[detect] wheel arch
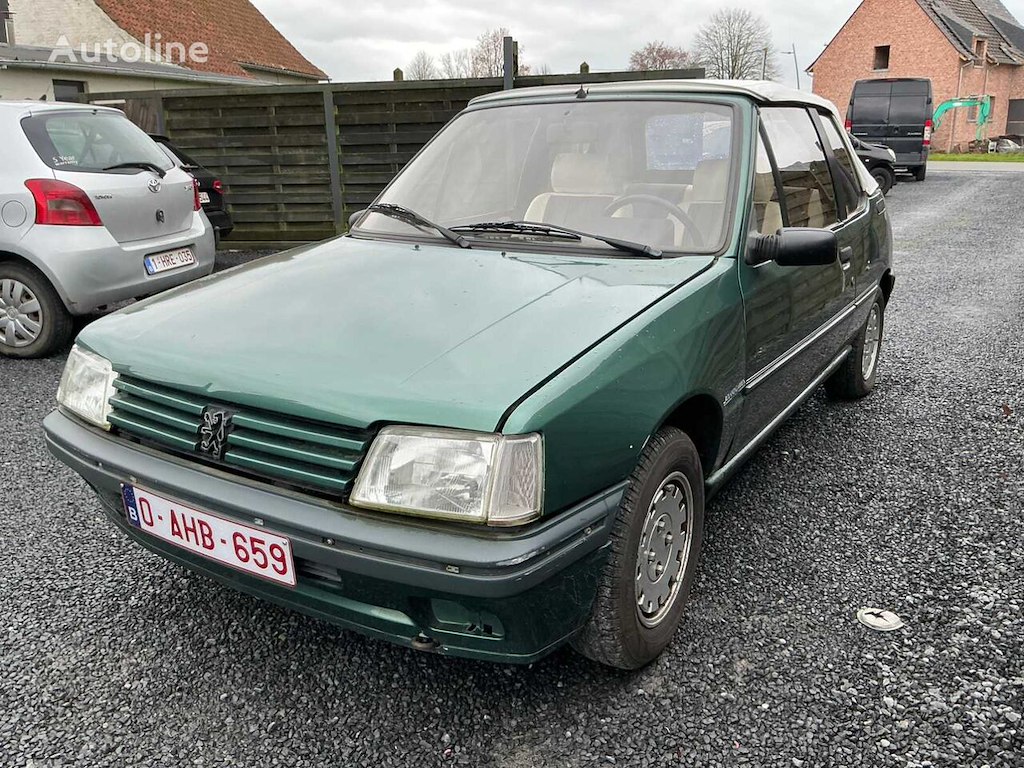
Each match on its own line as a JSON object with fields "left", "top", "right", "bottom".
{"left": 0, "top": 248, "right": 71, "bottom": 310}
{"left": 880, "top": 269, "right": 895, "bottom": 306}
{"left": 657, "top": 393, "right": 724, "bottom": 479}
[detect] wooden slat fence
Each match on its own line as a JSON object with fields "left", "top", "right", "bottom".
{"left": 87, "top": 69, "right": 703, "bottom": 249}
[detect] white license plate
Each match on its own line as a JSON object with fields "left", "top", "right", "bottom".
{"left": 198, "top": 192, "right": 211, "bottom": 204}
{"left": 145, "top": 248, "right": 196, "bottom": 275}
{"left": 121, "top": 485, "right": 296, "bottom": 587}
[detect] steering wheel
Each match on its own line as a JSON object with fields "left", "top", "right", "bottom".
{"left": 603, "top": 194, "right": 706, "bottom": 250}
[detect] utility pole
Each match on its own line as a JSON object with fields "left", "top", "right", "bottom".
{"left": 761, "top": 48, "right": 768, "bottom": 80}
{"left": 780, "top": 45, "right": 801, "bottom": 89}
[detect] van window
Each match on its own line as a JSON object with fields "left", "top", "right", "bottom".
{"left": 760, "top": 108, "right": 838, "bottom": 229}
{"left": 851, "top": 81, "right": 892, "bottom": 124}
{"left": 22, "top": 111, "right": 173, "bottom": 174}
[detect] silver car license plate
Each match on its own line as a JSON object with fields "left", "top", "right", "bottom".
{"left": 145, "top": 247, "right": 196, "bottom": 275}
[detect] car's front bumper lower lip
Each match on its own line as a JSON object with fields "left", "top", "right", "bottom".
{"left": 43, "top": 410, "right": 625, "bottom": 663}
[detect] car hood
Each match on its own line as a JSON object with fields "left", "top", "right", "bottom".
{"left": 79, "top": 237, "right": 715, "bottom": 432}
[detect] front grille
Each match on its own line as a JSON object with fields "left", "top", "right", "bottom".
{"left": 108, "top": 375, "right": 372, "bottom": 498}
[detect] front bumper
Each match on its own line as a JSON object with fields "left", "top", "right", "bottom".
{"left": 44, "top": 411, "right": 624, "bottom": 663}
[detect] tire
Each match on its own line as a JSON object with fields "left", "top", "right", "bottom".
{"left": 871, "top": 165, "right": 895, "bottom": 195}
{"left": 913, "top": 165, "right": 927, "bottom": 182}
{"left": 826, "top": 292, "right": 884, "bottom": 400}
{"left": 0, "top": 262, "right": 74, "bottom": 359}
{"left": 572, "top": 427, "right": 705, "bottom": 670}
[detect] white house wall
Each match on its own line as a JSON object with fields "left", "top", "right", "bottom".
{"left": 0, "top": 68, "right": 205, "bottom": 101}
{"left": 8, "top": 0, "right": 165, "bottom": 61}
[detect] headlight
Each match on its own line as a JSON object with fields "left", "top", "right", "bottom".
{"left": 56, "top": 345, "right": 119, "bottom": 429}
{"left": 887, "top": 148, "right": 896, "bottom": 162}
{"left": 351, "top": 426, "right": 543, "bottom": 526}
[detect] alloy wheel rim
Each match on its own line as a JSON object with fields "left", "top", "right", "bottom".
{"left": 635, "top": 471, "right": 694, "bottom": 628}
{"left": 861, "top": 305, "right": 881, "bottom": 380}
{"left": 0, "top": 279, "right": 43, "bottom": 348}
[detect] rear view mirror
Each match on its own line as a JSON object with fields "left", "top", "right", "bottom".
{"left": 747, "top": 228, "right": 838, "bottom": 267}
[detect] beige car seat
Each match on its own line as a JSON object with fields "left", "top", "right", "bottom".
{"left": 524, "top": 153, "right": 619, "bottom": 228}
{"left": 753, "top": 173, "right": 784, "bottom": 235}
{"left": 681, "top": 159, "right": 731, "bottom": 246}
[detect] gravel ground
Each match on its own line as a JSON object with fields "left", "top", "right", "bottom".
{"left": 1, "top": 171, "right": 1021, "bottom": 767}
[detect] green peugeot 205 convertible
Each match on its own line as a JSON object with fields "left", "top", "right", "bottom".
{"left": 45, "top": 81, "right": 893, "bottom": 670}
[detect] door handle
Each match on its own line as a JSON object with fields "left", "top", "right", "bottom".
{"left": 840, "top": 246, "right": 854, "bottom": 270}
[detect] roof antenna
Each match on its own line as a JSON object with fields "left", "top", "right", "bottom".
{"left": 575, "top": 85, "right": 588, "bottom": 99}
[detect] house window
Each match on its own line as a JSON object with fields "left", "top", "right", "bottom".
{"left": 974, "top": 38, "right": 987, "bottom": 66}
{"left": 0, "top": 0, "right": 9, "bottom": 45}
{"left": 52, "top": 80, "right": 87, "bottom": 102}
{"left": 873, "top": 45, "right": 891, "bottom": 71}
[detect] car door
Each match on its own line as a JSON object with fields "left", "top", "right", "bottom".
{"left": 733, "top": 107, "right": 855, "bottom": 450}
{"left": 815, "top": 112, "right": 883, "bottom": 306}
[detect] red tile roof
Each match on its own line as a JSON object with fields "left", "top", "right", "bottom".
{"left": 93, "top": 0, "right": 327, "bottom": 81}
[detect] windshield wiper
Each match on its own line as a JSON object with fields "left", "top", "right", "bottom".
{"left": 103, "top": 161, "right": 167, "bottom": 178}
{"left": 452, "top": 221, "right": 663, "bottom": 259}
{"left": 366, "top": 204, "right": 471, "bottom": 249}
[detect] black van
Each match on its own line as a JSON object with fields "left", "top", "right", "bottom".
{"left": 847, "top": 78, "right": 933, "bottom": 181}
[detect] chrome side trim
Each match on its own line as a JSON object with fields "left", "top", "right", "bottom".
{"left": 707, "top": 347, "right": 852, "bottom": 492}
{"left": 745, "top": 285, "right": 877, "bottom": 393}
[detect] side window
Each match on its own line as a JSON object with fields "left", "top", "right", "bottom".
{"left": 753, "top": 132, "right": 784, "bottom": 235}
{"left": 819, "top": 115, "right": 864, "bottom": 216}
{"left": 760, "top": 107, "right": 838, "bottom": 229}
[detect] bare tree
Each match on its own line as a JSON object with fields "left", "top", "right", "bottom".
{"left": 536, "top": 63, "right": 554, "bottom": 76}
{"left": 470, "top": 27, "right": 529, "bottom": 76}
{"left": 694, "top": 8, "right": 778, "bottom": 80}
{"left": 629, "top": 42, "right": 695, "bottom": 71}
{"left": 436, "top": 29, "right": 529, "bottom": 79}
{"left": 440, "top": 49, "right": 472, "bottom": 78}
{"left": 407, "top": 50, "right": 438, "bottom": 80}
{"left": 472, "top": 28, "right": 507, "bottom": 77}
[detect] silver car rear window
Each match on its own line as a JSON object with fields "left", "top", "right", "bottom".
{"left": 22, "top": 111, "right": 173, "bottom": 174}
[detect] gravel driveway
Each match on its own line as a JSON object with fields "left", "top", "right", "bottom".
{"left": 1, "top": 170, "right": 1021, "bottom": 767}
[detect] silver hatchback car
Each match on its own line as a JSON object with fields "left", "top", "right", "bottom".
{"left": 0, "top": 102, "right": 215, "bottom": 358}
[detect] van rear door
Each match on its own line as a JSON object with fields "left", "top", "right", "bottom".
{"left": 886, "top": 80, "right": 932, "bottom": 168}
{"left": 849, "top": 80, "right": 892, "bottom": 146}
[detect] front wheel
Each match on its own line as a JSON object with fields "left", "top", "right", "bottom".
{"left": 0, "top": 262, "right": 73, "bottom": 359}
{"left": 872, "top": 165, "right": 895, "bottom": 195}
{"left": 572, "top": 427, "right": 705, "bottom": 670}
{"left": 826, "top": 292, "right": 884, "bottom": 400}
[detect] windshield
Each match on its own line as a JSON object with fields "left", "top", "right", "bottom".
{"left": 22, "top": 111, "right": 174, "bottom": 174}
{"left": 354, "top": 99, "right": 738, "bottom": 255}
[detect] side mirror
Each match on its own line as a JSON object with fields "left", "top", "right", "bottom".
{"left": 348, "top": 209, "right": 368, "bottom": 229}
{"left": 747, "top": 228, "right": 838, "bottom": 267}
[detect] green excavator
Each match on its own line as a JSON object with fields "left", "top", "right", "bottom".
{"left": 932, "top": 95, "right": 993, "bottom": 143}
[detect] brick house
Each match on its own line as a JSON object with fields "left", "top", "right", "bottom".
{"left": 1, "top": 0, "right": 325, "bottom": 101}
{"left": 809, "top": 0, "right": 1024, "bottom": 152}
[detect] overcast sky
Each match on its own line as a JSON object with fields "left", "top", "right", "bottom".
{"left": 253, "top": 0, "right": 1024, "bottom": 89}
